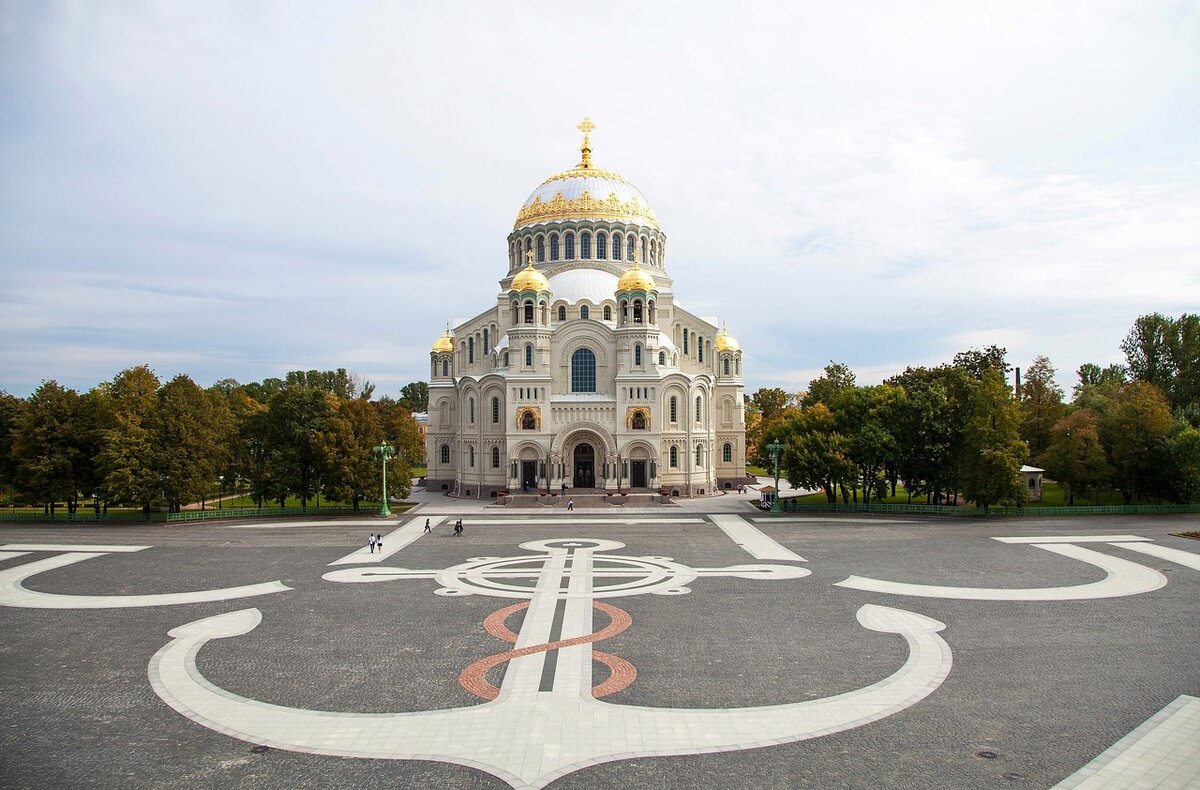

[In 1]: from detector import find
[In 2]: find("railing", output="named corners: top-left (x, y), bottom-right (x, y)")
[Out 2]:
top-left (772, 500), bottom-right (1200, 517)
top-left (0, 510), bottom-right (168, 523)
top-left (167, 506), bottom-right (367, 522)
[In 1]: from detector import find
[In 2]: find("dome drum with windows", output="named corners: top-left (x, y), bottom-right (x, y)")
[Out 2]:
top-left (426, 118), bottom-right (747, 500)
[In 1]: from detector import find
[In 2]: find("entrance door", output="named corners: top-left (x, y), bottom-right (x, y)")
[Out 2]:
top-left (573, 443), bottom-right (595, 489)
top-left (521, 460), bottom-right (538, 491)
top-left (630, 460), bottom-right (647, 489)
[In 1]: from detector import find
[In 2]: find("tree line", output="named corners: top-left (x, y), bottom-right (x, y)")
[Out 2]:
top-left (0, 367), bottom-right (428, 514)
top-left (748, 312), bottom-right (1200, 508)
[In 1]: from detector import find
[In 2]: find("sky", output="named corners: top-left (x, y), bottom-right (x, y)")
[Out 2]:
top-left (1, 1), bottom-right (1198, 399)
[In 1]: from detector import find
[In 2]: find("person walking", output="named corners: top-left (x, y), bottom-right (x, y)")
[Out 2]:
top-left (375, 533), bottom-right (384, 553)
top-left (567, 498), bottom-right (574, 511)
top-left (424, 518), bottom-right (431, 532)
top-left (454, 518), bottom-right (463, 536)
top-left (368, 534), bottom-right (376, 554)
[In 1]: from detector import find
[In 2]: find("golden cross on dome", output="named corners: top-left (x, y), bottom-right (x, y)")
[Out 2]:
top-left (526, 250), bottom-right (535, 264)
top-left (577, 116), bottom-right (595, 168)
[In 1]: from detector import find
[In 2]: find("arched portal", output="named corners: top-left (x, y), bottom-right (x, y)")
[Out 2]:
top-left (573, 443), bottom-right (596, 489)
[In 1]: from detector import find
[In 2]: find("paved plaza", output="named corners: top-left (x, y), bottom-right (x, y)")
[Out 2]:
top-left (1, 510), bottom-right (1198, 789)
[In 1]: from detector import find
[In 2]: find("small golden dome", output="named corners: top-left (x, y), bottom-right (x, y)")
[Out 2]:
top-left (510, 262), bottom-right (551, 293)
top-left (716, 322), bottom-right (740, 352)
top-left (431, 325), bottom-right (455, 353)
top-left (617, 259), bottom-right (656, 292)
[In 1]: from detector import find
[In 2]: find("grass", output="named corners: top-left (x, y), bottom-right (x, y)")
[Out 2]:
top-left (782, 480), bottom-right (1136, 508)
top-left (747, 465), bottom-right (770, 477)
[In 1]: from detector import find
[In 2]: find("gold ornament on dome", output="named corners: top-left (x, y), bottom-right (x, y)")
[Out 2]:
top-left (514, 190), bottom-right (659, 230)
top-left (510, 262), bottom-right (551, 293)
top-left (716, 321), bottom-right (740, 352)
top-left (431, 323), bottom-right (455, 353)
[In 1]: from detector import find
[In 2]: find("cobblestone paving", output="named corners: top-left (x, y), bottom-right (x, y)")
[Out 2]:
top-left (0, 514), bottom-right (1197, 789)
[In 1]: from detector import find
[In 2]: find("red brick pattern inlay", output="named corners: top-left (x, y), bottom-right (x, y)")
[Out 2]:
top-left (459, 600), bottom-right (637, 700)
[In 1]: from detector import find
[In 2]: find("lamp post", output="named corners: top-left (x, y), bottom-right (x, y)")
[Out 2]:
top-left (766, 439), bottom-right (784, 513)
top-left (218, 475), bottom-right (224, 511)
top-left (373, 440), bottom-right (395, 516)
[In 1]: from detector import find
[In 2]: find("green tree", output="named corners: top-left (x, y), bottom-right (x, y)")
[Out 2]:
top-left (959, 368), bottom-right (1027, 509)
top-left (1159, 421), bottom-right (1200, 503)
top-left (93, 366), bottom-right (160, 509)
top-left (398, 381), bottom-right (429, 413)
top-left (285, 368), bottom-right (375, 400)
top-left (750, 387), bottom-right (797, 465)
top-left (321, 398), bottom-right (385, 509)
top-left (801, 362), bottom-right (856, 408)
top-left (833, 384), bottom-right (903, 503)
top-left (0, 390), bottom-right (22, 503)
top-left (11, 381), bottom-right (87, 514)
top-left (262, 386), bottom-right (335, 508)
top-left (1019, 355), bottom-right (1065, 458)
top-left (149, 375), bottom-right (224, 512)
top-left (886, 366), bottom-right (958, 503)
top-left (768, 404), bottom-right (854, 503)
top-left (1121, 312), bottom-right (1200, 412)
top-left (1101, 381), bottom-right (1172, 503)
top-left (953, 345), bottom-right (1011, 378)
top-left (1039, 410), bottom-right (1112, 505)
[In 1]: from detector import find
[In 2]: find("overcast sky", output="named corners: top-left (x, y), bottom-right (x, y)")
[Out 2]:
top-left (1, 1), bottom-right (1197, 399)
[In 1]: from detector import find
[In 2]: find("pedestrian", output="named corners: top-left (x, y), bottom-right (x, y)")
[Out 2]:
top-left (424, 518), bottom-right (431, 532)
top-left (454, 518), bottom-right (463, 536)
top-left (567, 498), bottom-right (574, 511)
top-left (375, 533), bottom-right (384, 552)
top-left (368, 534), bottom-right (376, 554)
top-left (561, 482), bottom-right (566, 496)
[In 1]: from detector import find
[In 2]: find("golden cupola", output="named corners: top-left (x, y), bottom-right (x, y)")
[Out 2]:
top-left (616, 257), bottom-right (656, 293)
top-left (510, 261), bottom-right (551, 293)
top-left (513, 117), bottom-right (659, 231)
top-left (715, 322), bottom-right (740, 352)
top-left (431, 325), bottom-right (455, 353)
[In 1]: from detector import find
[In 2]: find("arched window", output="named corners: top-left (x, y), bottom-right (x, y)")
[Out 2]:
top-left (557, 305), bottom-right (566, 322)
top-left (723, 442), bottom-right (732, 462)
top-left (581, 233), bottom-right (591, 259)
top-left (632, 411), bottom-right (647, 430)
top-left (695, 444), bottom-right (703, 467)
top-left (683, 329), bottom-right (689, 354)
top-left (633, 301), bottom-right (643, 323)
top-left (612, 233), bottom-right (623, 260)
top-left (634, 345), bottom-right (642, 366)
top-left (483, 328), bottom-right (489, 350)
top-left (603, 306), bottom-right (612, 321)
top-left (581, 305), bottom-right (589, 320)
top-left (521, 410), bottom-right (536, 430)
top-left (440, 444), bottom-right (450, 464)
top-left (659, 350), bottom-right (666, 365)
top-left (597, 233), bottom-right (607, 259)
top-left (524, 303), bottom-right (534, 324)
top-left (550, 234), bottom-right (559, 261)
top-left (626, 236), bottom-right (634, 262)
top-left (502, 352), bottom-right (509, 367)
top-left (469, 446), bottom-right (475, 467)
top-left (696, 395), bottom-right (702, 423)
top-left (492, 447), bottom-right (500, 468)
top-left (441, 359), bottom-right (448, 377)
top-left (641, 237), bottom-right (647, 264)
top-left (491, 396), bottom-right (499, 423)
top-left (565, 233), bottom-right (575, 260)
top-left (571, 347), bottom-right (597, 392)
top-left (525, 344), bottom-right (533, 367)
top-left (670, 446), bottom-right (678, 468)
top-left (669, 396), bottom-right (678, 422)
top-left (723, 358), bottom-right (730, 375)
top-left (698, 337), bottom-right (703, 363)
top-left (468, 337), bottom-right (474, 364)
top-left (469, 398), bottom-right (475, 423)
top-left (536, 237), bottom-right (545, 262)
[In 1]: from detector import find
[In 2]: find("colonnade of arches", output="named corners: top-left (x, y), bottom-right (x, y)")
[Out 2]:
top-left (508, 225), bottom-right (666, 270)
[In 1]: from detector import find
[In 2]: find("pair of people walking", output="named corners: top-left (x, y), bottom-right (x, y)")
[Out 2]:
top-left (453, 518), bottom-right (464, 536)
top-left (367, 533), bottom-right (383, 553)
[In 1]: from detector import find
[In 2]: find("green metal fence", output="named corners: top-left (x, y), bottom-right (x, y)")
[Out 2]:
top-left (167, 506), bottom-right (366, 522)
top-left (774, 500), bottom-right (1200, 517)
top-left (0, 510), bottom-right (169, 523)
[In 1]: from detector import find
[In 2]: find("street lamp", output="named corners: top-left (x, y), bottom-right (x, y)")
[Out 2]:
top-left (218, 475), bottom-right (225, 511)
top-left (373, 440), bottom-right (395, 516)
top-left (766, 439), bottom-right (784, 513)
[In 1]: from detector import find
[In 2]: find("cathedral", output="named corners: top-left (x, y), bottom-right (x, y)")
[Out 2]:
top-left (425, 119), bottom-right (746, 499)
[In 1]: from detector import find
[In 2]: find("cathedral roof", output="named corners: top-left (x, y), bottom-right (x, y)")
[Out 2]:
top-left (514, 118), bottom-right (659, 231)
top-left (510, 262), bottom-right (551, 293)
top-left (616, 259), bottom-right (657, 293)
top-left (547, 268), bottom-right (619, 305)
top-left (716, 322), bottom-right (740, 352)
top-left (431, 325), bottom-right (454, 353)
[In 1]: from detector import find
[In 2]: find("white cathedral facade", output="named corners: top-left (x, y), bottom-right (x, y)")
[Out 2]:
top-left (425, 120), bottom-right (746, 498)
